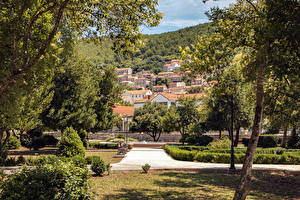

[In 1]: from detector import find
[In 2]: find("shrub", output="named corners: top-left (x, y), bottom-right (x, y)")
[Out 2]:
top-left (20, 134), bottom-right (33, 149)
top-left (57, 127), bottom-right (85, 157)
top-left (86, 156), bottom-right (101, 165)
top-left (0, 148), bottom-right (8, 166)
top-left (32, 136), bottom-right (46, 150)
top-left (243, 136), bottom-right (279, 148)
top-left (208, 137), bottom-right (231, 149)
top-left (142, 163), bottom-right (151, 173)
top-left (91, 158), bottom-right (107, 176)
top-left (185, 135), bottom-right (213, 146)
top-left (79, 129), bottom-right (88, 148)
top-left (0, 161), bottom-right (93, 200)
top-left (88, 142), bottom-right (118, 149)
top-left (42, 135), bottom-right (58, 146)
top-left (5, 136), bottom-right (21, 149)
top-left (17, 156), bottom-right (26, 165)
top-left (5, 157), bottom-right (17, 166)
top-left (116, 134), bottom-right (125, 139)
top-left (287, 132), bottom-right (300, 149)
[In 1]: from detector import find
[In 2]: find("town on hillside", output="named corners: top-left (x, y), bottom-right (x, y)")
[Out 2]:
top-left (116, 59), bottom-right (216, 109)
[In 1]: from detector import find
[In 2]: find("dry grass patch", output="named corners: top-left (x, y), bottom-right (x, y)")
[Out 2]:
top-left (91, 170), bottom-right (300, 200)
top-left (85, 151), bottom-right (121, 164)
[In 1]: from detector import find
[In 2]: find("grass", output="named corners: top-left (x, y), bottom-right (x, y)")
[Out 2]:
top-left (85, 151), bottom-right (121, 164)
top-left (90, 170), bottom-right (300, 200)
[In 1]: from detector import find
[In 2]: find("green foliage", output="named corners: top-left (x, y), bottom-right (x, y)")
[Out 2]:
top-left (142, 163), bottom-right (151, 173)
top-left (0, 148), bottom-right (8, 166)
top-left (86, 156), bottom-right (102, 165)
top-left (5, 136), bottom-right (21, 150)
top-left (288, 132), bottom-right (300, 149)
top-left (79, 129), bottom-right (88, 148)
top-left (242, 136), bottom-right (279, 148)
top-left (116, 134), bottom-right (125, 139)
top-left (88, 142), bottom-right (118, 150)
top-left (77, 23), bottom-right (211, 73)
top-left (131, 102), bottom-right (169, 141)
top-left (185, 135), bottom-right (213, 146)
top-left (91, 158), bottom-right (107, 176)
top-left (165, 145), bottom-right (300, 164)
top-left (0, 161), bottom-right (92, 200)
top-left (208, 137), bottom-right (231, 149)
top-left (57, 127), bottom-right (85, 158)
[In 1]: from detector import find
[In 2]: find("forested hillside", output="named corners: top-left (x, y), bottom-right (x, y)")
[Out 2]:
top-left (77, 23), bottom-right (211, 73)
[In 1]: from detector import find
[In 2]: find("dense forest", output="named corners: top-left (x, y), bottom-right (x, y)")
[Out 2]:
top-left (76, 23), bottom-right (211, 74)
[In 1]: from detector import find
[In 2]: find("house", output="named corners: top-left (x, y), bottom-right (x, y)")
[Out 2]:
top-left (135, 78), bottom-right (149, 88)
top-left (162, 60), bottom-right (182, 72)
top-left (168, 81), bottom-right (186, 88)
top-left (118, 74), bottom-right (128, 82)
top-left (117, 68), bottom-right (132, 75)
top-left (191, 78), bottom-right (204, 86)
top-left (112, 106), bottom-right (134, 131)
top-left (122, 90), bottom-right (152, 104)
top-left (134, 92), bottom-right (205, 109)
top-left (169, 74), bottom-right (182, 82)
top-left (152, 85), bottom-right (167, 92)
top-left (166, 87), bottom-right (186, 94)
top-left (157, 72), bottom-right (174, 78)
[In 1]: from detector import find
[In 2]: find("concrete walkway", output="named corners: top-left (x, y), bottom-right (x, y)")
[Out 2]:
top-left (111, 147), bottom-right (300, 172)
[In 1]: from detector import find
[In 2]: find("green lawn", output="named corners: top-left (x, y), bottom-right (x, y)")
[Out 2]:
top-left (91, 170), bottom-right (300, 200)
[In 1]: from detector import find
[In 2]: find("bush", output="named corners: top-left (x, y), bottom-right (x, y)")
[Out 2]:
top-left (287, 132), bottom-right (300, 149)
top-left (242, 135), bottom-right (279, 148)
top-left (86, 156), bottom-right (101, 165)
top-left (20, 134), bottom-right (33, 149)
top-left (142, 163), bottom-right (151, 173)
top-left (5, 157), bottom-right (17, 166)
top-left (0, 148), bottom-right (8, 166)
top-left (91, 158), bottom-right (107, 176)
top-left (208, 137), bottom-right (231, 149)
top-left (17, 156), bottom-right (26, 165)
top-left (42, 135), bottom-right (58, 146)
top-left (185, 135), bottom-right (213, 146)
top-left (79, 129), bottom-right (88, 148)
top-left (5, 136), bottom-right (21, 149)
top-left (32, 136), bottom-right (46, 150)
top-left (88, 142), bottom-right (118, 149)
top-left (0, 161), bottom-right (93, 200)
top-left (116, 134), bottom-right (125, 139)
top-left (57, 127), bottom-right (85, 157)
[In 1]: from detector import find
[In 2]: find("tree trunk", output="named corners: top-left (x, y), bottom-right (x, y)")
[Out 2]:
top-left (219, 130), bottom-right (222, 139)
top-left (281, 126), bottom-right (288, 148)
top-left (234, 127), bottom-right (240, 147)
top-left (233, 64), bottom-right (265, 200)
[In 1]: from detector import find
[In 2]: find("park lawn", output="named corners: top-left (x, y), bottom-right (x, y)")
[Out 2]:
top-left (91, 170), bottom-right (300, 200)
top-left (85, 151), bottom-right (121, 164)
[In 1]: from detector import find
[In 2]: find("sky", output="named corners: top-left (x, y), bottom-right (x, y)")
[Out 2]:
top-left (141, 0), bottom-right (236, 35)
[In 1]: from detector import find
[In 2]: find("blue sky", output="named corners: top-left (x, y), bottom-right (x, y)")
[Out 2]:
top-left (142, 0), bottom-right (236, 34)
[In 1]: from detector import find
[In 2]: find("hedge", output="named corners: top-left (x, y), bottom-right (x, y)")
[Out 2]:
top-left (88, 142), bottom-right (118, 149)
top-left (242, 135), bottom-right (279, 148)
top-left (164, 145), bottom-right (300, 164)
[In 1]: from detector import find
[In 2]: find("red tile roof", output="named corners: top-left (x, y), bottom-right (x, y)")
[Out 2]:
top-left (113, 106), bottom-right (134, 116)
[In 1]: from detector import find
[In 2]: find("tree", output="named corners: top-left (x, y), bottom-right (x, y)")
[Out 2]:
top-left (93, 65), bottom-right (124, 131)
top-left (42, 55), bottom-right (98, 132)
top-left (130, 102), bottom-right (168, 142)
top-left (181, 1), bottom-right (300, 199)
top-left (0, 0), bottom-right (161, 100)
top-left (175, 97), bottom-right (200, 144)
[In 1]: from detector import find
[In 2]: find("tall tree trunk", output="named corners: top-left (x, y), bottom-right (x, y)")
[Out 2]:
top-left (219, 130), bottom-right (222, 139)
top-left (233, 64), bottom-right (265, 200)
top-left (234, 127), bottom-right (240, 147)
top-left (281, 126), bottom-right (288, 148)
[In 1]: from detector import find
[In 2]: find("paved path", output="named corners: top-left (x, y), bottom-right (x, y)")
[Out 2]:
top-left (111, 147), bottom-right (300, 172)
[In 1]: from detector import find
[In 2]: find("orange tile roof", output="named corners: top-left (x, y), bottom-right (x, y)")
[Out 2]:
top-left (113, 106), bottom-right (134, 116)
top-left (158, 72), bottom-right (174, 75)
top-left (129, 90), bottom-right (151, 95)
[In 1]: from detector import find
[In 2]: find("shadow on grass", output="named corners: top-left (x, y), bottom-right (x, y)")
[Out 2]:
top-left (102, 187), bottom-right (229, 200)
top-left (154, 171), bottom-right (300, 199)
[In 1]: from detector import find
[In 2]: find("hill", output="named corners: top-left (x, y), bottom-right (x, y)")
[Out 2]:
top-left (76, 23), bottom-right (211, 74)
